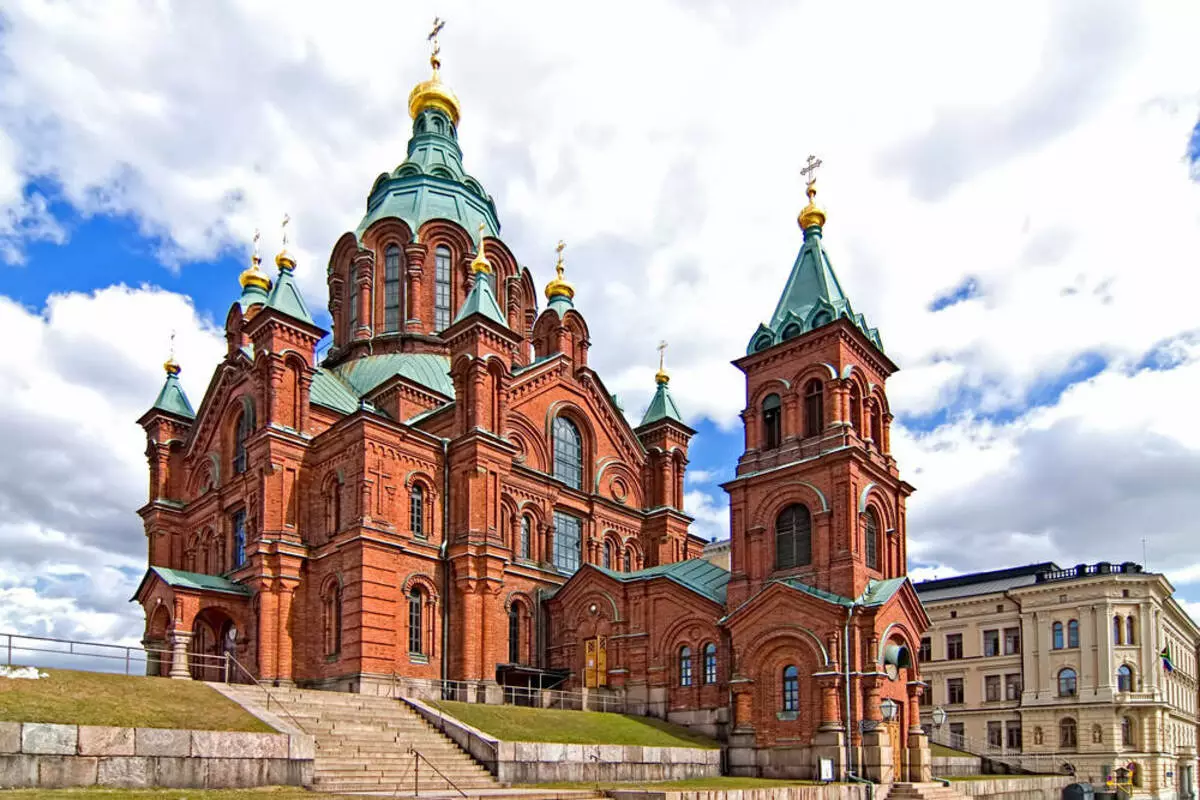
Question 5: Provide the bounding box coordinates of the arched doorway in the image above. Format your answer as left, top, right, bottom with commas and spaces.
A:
145, 604, 172, 677
190, 608, 239, 682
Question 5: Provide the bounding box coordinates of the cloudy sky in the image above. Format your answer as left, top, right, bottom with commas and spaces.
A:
1, 0, 1198, 646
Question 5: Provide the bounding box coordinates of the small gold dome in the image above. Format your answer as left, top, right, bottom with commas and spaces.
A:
409, 67, 461, 128
655, 367, 670, 385
163, 357, 181, 376
239, 255, 272, 292
470, 225, 492, 274
275, 249, 296, 272
545, 240, 574, 301
798, 183, 826, 230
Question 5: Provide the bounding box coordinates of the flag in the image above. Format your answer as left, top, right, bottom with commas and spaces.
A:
1161, 644, 1175, 672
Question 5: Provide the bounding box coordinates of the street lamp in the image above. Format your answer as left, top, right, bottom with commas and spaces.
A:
931, 706, 947, 728
880, 698, 898, 722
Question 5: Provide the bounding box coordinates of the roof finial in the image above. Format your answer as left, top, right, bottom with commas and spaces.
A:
275, 213, 296, 272
239, 227, 272, 291
429, 17, 446, 73
798, 154, 827, 230
163, 329, 181, 375
545, 239, 575, 301
470, 222, 492, 274
655, 340, 669, 385
409, 17, 461, 126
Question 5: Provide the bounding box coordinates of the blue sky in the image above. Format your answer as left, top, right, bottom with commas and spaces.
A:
1, 1, 1199, 644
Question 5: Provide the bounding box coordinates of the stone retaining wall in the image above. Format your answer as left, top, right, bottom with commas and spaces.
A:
950, 775, 1075, 800
404, 697, 722, 784
609, 783, 870, 800
933, 755, 984, 776
0, 721, 314, 790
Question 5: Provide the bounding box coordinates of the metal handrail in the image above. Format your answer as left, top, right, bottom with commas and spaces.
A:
1, 630, 225, 676
929, 725, 1064, 774
388, 673, 626, 713
223, 654, 309, 736
408, 745, 467, 798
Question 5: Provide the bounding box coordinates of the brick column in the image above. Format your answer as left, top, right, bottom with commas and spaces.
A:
275, 581, 297, 685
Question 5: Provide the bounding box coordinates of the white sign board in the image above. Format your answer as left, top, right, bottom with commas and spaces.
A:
819, 758, 834, 782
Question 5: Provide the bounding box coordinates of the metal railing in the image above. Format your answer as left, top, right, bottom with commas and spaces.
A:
387, 673, 627, 713
407, 746, 467, 798
224, 653, 309, 736
929, 725, 1068, 775
1, 631, 225, 678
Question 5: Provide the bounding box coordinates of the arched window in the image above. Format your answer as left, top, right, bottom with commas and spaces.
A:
782, 665, 800, 712
848, 383, 862, 434
679, 646, 693, 686
754, 334, 772, 353
433, 245, 451, 331
623, 547, 632, 572
1067, 619, 1079, 648
869, 401, 883, 447
762, 394, 782, 450
1113, 615, 1123, 645
347, 262, 358, 333
508, 606, 521, 664
519, 515, 531, 559
233, 404, 254, 474
703, 643, 717, 684
782, 323, 802, 340
325, 479, 341, 537
812, 310, 832, 328
803, 379, 824, 437
1060, 717, 1077, 748
1058, 668, 1077, 697
1117, 664, 1134, 692
410, 484, 425, 538
553, 416, 583, 490
323, 580, 342, 656
775, 504, 812, 571
408, 589, 424, 655
1122, 716, 1135, 747
864, 509, 880, 571
552, 511, 582, 575
1126, 615, 1136, 645
384, 244, 402, 332
603, 541, 613, 569
1053, 622, 1064, 650
231, 509, 246, 569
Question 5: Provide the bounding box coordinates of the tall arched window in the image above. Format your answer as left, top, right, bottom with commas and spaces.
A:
1053, 622, 1064, 650
623, 547, 632, 572
323, 580, 342, 656
1126, 616, 1136, 645
1122, 716, 1135, 747
782, 665, 800, 712
433, 245, 451, 331
552, 511, 582, 575
384, 244, 402, 332
762, 394, 782, 450
703, 643, 717, 684
1114, 615, 1123, 645
848, 383, 862, 434
408, 589, 424, 655
864, 509, 880, 571
519, 515, 531, 559
775, 504, 812, 571
1060, 717, 1077, 748
803, 379, 824, 437
347, 262, 358, 334
410, 484, 425, 538
553, 416, 583, 490
1058, 668, 1077, 697
679, 646, 693, 686
231, 509, 246, 569
869, 402, 883, 448
1117, 664, 1134, 692
508, 607, 521, 664
325, 478, 341, 537
603, 541, 613, 569
233, 404, 254, 474
1067, 619, 1079, 648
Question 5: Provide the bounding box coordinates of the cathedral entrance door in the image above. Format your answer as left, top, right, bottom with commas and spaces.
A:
584, 636, 607, 688
887, 718, 903, 781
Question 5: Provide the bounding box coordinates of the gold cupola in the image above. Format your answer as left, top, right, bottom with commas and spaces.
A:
798, 154, 826, 230
275, 213, 296, 272
545, 240, 575, 302
239, 229, 272, 292
408, 18, 461, 127
470, 223, 492, 274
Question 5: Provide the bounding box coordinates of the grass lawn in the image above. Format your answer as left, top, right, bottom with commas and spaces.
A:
524, 778, 823, 789
0, 668, 273, 732
0, 790, 359, 799
931, 743, 976, 757
430, 700, 719, 748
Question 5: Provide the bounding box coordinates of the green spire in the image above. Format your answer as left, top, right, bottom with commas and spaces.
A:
452, 273, 508, 328
151, 361, 195, 419
640, 378, 685, 426
266, 238, 315, 325
238, 280, 269, 312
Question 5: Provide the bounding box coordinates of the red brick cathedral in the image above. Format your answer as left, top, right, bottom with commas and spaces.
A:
134, 33, 930, 780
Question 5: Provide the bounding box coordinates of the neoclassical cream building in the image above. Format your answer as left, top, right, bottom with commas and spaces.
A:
916, 562, 1200, 800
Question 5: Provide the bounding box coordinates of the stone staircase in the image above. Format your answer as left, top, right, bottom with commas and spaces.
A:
220, 684, 500, 795
888, 782, 971, 800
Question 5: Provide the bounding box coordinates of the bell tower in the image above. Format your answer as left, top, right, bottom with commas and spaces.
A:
723, 158, 914, 609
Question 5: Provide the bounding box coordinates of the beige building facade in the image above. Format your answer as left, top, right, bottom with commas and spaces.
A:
916, 562, 1200, 800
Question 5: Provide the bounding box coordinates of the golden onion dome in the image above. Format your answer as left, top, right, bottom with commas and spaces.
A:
470, 224, 491, 274
408, 65, 461, 128
545, 240, 575, 301
239, 254, 272, 292
275, 248, 296, 272
798, 182, 826, 230
163, 357, 181, 376
655, 367, 670, 385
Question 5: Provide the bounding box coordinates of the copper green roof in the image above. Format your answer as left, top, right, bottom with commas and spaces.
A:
136, 566, 251, 598
266, 267, 314, 325
748, 225, 883, 355
452, 274, 508, 328
331, 353, 454, 399
777, 576, 908, 608
238, 281, 269, 312
639, 380, 685, 427
356, 107, 499, 242
310, 368, 360, 414
595, 558, 729, 605
150, 371, 195, 419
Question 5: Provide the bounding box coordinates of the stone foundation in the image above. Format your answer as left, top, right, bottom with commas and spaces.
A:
0, 722, 314, 790
609, 784, 870, 800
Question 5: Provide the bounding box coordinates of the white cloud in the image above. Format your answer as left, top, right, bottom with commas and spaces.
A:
684, 490, 730, 545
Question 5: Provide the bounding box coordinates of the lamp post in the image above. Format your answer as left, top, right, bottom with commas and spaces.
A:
881, 698, 898, 722
931, 706, 947, 728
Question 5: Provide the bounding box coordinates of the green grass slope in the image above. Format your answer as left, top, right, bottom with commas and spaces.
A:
430, 700, 719, 748
0, 668, 272, 732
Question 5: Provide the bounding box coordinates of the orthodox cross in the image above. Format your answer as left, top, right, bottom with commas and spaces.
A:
252, 228, 261, 261
429, 17, 446, 68
367, 458, 392, 517
555, 239, 565, 263
657, 340, 668, 372
800, 154, 822, 188
168, 330, 176, 360
280, 213, 290, 248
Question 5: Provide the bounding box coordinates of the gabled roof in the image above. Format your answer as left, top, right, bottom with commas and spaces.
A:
452, 274, 508, 328
595, 558, 729, 605
134, 566, 251, 600
776, 575, 908, 609
150, 371, 195, 420
310, 368, 361, 414
331, 353, 455, 399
